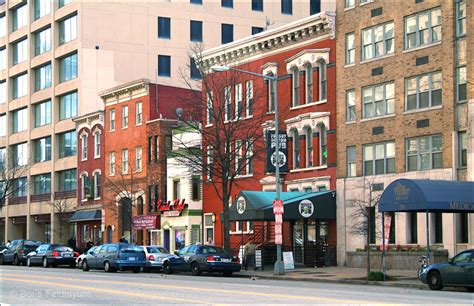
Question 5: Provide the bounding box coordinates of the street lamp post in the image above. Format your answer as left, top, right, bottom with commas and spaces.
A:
211, 66, 285, 275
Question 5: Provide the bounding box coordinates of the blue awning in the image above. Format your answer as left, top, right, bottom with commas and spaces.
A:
379, 179, 474, 213
68, 210, 102, 222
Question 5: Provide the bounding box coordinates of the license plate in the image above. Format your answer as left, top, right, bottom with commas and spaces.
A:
221, 259, 231, 263
62, 253, 72, 257
128, 257, 136, 261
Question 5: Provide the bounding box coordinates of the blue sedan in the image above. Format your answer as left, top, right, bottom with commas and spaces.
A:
420, 249, 474, 291
162, 245, 241, 276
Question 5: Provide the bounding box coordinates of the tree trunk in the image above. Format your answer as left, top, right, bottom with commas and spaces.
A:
222, 192, 231, 251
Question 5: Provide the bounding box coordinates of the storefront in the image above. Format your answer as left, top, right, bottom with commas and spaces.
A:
68, 209, 102, 249
229, 190, 337, 267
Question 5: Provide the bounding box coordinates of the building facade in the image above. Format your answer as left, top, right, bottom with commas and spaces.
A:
335, 0, 473, 265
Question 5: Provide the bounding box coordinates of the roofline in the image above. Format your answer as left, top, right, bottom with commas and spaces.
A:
99, 78, 151, 100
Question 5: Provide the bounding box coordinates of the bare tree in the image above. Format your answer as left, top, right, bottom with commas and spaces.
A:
173, 43, 284, 251
49, 195, 75, 243
347, 178, 382, 279
0, 157, 29, 207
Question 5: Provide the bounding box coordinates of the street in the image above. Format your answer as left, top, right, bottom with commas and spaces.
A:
0, 266, 472, 304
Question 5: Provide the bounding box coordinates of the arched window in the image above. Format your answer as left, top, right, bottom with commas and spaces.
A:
292, 129, 300, 169
305, 126, 313, 168
292, 67, 300, 107
305, 64, 313, 103
319, 124, 327, 165
319, 60, 327, 101
81, 134, 88, 160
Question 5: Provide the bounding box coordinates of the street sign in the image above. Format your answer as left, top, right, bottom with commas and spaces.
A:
275, 234, 282, 245
273, 200, 284, 215
265, 130, 288, 173
274, 223, 282, 235
381, 214, 392, 251
275, 214, 283, 224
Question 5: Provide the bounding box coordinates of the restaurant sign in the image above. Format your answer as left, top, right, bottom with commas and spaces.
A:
132, 215, 160, 230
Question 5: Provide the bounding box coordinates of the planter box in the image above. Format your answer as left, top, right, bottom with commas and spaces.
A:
346, 250, 449, 270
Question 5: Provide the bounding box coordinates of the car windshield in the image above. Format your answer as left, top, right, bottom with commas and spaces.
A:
120, 246, 143, 253
147, 247, 168, 254
199, 246, 227, 255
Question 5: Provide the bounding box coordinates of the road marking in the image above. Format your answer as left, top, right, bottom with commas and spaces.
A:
2, 277, 205, 304
1, 273, 382, 304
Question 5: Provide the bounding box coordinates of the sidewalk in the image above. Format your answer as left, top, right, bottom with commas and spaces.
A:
236, 266, 427, 289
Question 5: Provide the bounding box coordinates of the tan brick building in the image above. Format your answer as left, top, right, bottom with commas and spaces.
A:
335, 0, 473, 266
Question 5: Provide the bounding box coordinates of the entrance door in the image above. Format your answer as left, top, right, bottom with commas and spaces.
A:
293, 221, 304, 264
163, 229, 170, 251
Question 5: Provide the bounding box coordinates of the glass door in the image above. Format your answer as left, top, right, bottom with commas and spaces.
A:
293, 221, 304, 264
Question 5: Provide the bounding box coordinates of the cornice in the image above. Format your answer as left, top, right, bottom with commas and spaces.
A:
99, 78, 150, 102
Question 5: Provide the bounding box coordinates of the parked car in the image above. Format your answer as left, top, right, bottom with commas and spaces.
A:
26, 244, 78, 268
419, 249, 474, 291
138, 246, 170, 272
82, 244, 145, 273
0, 240, 41, 265
162, 245, 241, 276
76, 246, 99, 269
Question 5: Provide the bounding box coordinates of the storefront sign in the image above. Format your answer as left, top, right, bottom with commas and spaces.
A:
298, 199, 314, 218
101, 209, 105, 232
164, 210, 181, 217
381, 214, 392, 251
237, 196, 246, 215
157, 199, 187, 216
255, 250, 263, 269
265, 130, 288, 173
283, 252, 295, 270
132, 215, 159, 230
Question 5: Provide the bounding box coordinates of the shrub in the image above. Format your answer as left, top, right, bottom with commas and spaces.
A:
367, 271, 393, 281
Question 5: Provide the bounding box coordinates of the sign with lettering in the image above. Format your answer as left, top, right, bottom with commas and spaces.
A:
132, 215, 160, 230
163, 210, 181, 217
283, 252, 295, 270
381, 214, 392, 251
298, 199, 314, 218
273, 200, 284, 215
265, 130, 288, 173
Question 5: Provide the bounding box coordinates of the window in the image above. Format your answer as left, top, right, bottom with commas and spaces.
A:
292, 68, 300, 107
109, 110, 115, 131
235, 140, 243, 175
12, 73, 28, 99
94, 132, 100, 158
0, 15, 5, 37
58, 169, 77, 191
319, 124, 327, 165
235, 83, 243, 118
408, 212, 418, 244
13, 177, 27, 197
93, 172, 100, 199
363, 141, 395, 175
59, 53, 78, 82
58, 131, 77, 158
362, 81, 394, 118
12, 142, 27, 167
246, 138, 254, 175
34, 137, 51, 163
173, 180, 180, 199
0, 147, 5, 168
345, 33, 355, 65
190, 57, 201, 80
0, 81, 5, 104
0, 114, 5, 137
305, 127, 313, 168
191, 176, 200, 201
345, 0, 355, 9
207, 146, 213, 180
158, 17, 170, 39
252, 0, 263, 11
59, 15, 78, 45
34, 0, 51, 20
33, 174, 51, 195
224, 86, 231, 121
122, 106, 128, 128
305, 64, 313, 103
362, 22, 394, 61
281, 0, 292, 14
457, 66, 466, 103
122, 149, 128, 174
206, 91, 213, 125
136, 146, 142, 172
35, 100, 51, 127
80, 174, 88, 200
12, 5, 27, 31
35, 64, 52, 91
252, 27, 263, 35
222, 0, 233, 8
190, 20, 202, 42
158, 55, 171, 77
12, 108, 28, 133
81, 134, 88, 160
406, 135, 443, 171
456, 0, 466, 37
268, 75, 276, 112
190, 0, 202, 4
319, 60, 327, 101
360, 0, 372, 3
109, 152, 116, 175
310, 0, 321, 15
405, 71, 442, 111
405, 8, 441, 50
59, 91, 78, 120
35, 28, 51, 56
0, 48, 6, 70
346, 90, 356, 122
245, 80, 253, 117
292, 130, 300, 169
347, 146, 356, 177
13, 38, 28, 65
59, 0, 73, 8
459, 132, 467, 168
221, 24, 233, 44
135, 102, 142, 125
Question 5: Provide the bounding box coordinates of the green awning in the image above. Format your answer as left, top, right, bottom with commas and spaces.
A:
229, 190, 336, 221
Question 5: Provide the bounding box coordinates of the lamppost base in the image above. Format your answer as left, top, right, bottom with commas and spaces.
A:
273, 260, 285, 275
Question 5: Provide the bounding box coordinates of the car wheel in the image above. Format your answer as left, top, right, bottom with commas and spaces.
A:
132, 267, 140, 273
82, 260, 90, 272
191, 262, 202, 276
466, 287, 474, 292
27, 257, 32, 267
223, 271, 233, 277
104, 261, 112, 272
163, 261, 173, 274
42, 257, 49, 268
13, 255, 20, 266
77, 259, 82, 269
427, 271, 443, 290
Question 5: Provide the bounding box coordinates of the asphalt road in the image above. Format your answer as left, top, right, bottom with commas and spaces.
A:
0, 265, 472, 305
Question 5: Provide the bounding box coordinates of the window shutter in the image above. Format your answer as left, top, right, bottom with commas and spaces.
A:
89, 176, 95, 199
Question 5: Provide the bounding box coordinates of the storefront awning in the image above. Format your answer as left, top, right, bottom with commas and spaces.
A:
229, 190, 336, 221
68, 210, 102, 223
379, 179, 474, 213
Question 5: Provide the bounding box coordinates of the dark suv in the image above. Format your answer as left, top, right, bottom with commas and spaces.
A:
0, 240, 42, 265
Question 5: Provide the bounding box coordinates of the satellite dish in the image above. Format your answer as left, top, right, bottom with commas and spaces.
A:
176, 107, 183, 118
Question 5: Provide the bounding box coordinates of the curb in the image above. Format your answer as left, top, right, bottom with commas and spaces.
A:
234, 273, 427, 290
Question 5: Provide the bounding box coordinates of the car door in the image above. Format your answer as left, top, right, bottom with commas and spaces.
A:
184, 246, 198, 271
105, 245, 119, 264
4, 241, 18, 263
444, 251, 471, 285
89, 246, 103, 268
464, 251, 474, 285
172, 246, 189, 271
95, 245, 109, 269
33, 245, 47, 264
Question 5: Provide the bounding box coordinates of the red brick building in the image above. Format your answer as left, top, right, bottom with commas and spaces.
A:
199, 13, 337, 266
